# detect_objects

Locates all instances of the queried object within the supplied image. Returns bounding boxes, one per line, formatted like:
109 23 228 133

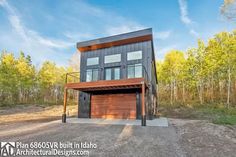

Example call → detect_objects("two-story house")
62 28 157 126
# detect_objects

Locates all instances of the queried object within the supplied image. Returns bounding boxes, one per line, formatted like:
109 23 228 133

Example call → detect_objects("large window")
127 64 142 78
87 57 99 66
127 51 142 61
86 69 98 82
105 67 120 80
104 54 121 64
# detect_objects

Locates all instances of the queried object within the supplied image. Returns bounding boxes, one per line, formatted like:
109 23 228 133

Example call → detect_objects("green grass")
212 115 236 125
199 106 236 125
159 102 236 125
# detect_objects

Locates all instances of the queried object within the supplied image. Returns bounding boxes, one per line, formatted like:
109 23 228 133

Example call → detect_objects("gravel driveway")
0 119 235 157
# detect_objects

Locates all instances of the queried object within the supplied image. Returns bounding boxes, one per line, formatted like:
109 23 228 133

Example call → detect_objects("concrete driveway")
66 117 168 127
0 119 235 157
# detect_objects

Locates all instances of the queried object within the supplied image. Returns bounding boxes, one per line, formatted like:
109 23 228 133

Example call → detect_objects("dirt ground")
169 119 236 157
0 105 236 157
0 104 77 124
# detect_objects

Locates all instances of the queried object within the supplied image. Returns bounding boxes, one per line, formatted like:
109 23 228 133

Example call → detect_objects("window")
86 69 98 82
127 51 142 61
104 54 121 64
105 68 112 80
87 57 99 66
92 69 98 81
114 68 120 80
86 69 92 82
105 67 120 80
127 66 134 78
127 64 142 78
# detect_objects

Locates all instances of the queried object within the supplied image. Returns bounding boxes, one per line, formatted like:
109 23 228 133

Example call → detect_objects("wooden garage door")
91 93 136 119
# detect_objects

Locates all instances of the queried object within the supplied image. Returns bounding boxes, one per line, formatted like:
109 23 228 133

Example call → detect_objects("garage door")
91 93 136 119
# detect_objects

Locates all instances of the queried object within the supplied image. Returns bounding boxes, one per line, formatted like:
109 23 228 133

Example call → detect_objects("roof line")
77 28 153 50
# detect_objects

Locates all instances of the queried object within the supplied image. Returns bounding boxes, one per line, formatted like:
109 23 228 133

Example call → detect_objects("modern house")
62 28 157 126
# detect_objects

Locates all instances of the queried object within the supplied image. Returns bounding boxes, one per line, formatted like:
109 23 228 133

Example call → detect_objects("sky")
0 0 235 67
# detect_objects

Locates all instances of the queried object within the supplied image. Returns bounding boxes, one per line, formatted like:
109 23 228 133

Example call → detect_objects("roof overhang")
77 28 153 52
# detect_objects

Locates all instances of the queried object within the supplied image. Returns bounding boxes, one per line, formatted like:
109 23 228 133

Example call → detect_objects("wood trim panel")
91 93 136 119
78 35 152 52
65 78 147 91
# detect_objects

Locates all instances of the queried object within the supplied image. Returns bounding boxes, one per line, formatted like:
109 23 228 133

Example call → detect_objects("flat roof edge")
77 28 153 50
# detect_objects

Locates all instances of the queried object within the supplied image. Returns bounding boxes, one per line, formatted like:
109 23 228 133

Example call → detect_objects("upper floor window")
86 69 98 82
87 57 99 66
127 63 142 78
105 67 120 80
127 51 142 61
104 54 121 64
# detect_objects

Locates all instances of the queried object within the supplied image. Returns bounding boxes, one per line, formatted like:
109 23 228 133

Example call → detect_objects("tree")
0 52 19 104
214 32 236 107
158 50 185 105
0 50 77 106
38 61 66 104
16 52 36 103
157 30 236 107
221 0 236 21
195 40 207 105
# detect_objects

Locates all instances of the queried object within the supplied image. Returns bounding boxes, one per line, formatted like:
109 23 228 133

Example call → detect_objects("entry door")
105 67 120 80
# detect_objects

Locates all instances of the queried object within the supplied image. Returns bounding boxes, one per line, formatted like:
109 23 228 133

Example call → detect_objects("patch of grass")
159 102 236 125
212 115 236 125
199 106 236 125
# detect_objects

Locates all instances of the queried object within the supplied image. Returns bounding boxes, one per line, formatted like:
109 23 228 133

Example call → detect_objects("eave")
77 28 153 52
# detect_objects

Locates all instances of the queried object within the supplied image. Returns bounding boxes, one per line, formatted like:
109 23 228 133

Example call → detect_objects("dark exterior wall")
79 41 153 82
78 40 157 119
78 92 90 118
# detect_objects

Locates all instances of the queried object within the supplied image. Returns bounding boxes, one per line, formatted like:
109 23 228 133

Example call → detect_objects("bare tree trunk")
206 77 210 102
219 81 223 102
182 80 185 104
211 71 214 102
201 80 204 104
174 79 177 102
234 80 236 105
197 79 203 105
55 86 58 105
227 67 231 108
170 81 173 105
